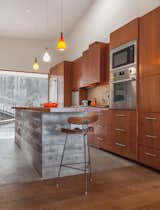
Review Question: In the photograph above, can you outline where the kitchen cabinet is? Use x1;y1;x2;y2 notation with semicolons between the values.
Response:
88;110;137;161
108;110;137;161
138;146;160;170
139;113;160;150
110;18;139;49
49;61;72;107
72;57;82;91
80;42;109;87
139;7;160;78
139;75;160;113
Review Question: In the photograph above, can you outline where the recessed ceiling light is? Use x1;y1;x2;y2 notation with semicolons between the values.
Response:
26;8;31;14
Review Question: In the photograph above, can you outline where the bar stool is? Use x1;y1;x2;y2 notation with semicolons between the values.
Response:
57;114;98;196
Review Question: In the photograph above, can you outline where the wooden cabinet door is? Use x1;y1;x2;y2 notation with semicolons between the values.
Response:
139;75;160;113
139;113;160;149
108;110;137;160
110;18;139;49
72;57;82;91
139;7;160;78
80;50;89;87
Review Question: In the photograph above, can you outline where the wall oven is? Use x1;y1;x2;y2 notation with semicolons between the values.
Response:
109;40;137;110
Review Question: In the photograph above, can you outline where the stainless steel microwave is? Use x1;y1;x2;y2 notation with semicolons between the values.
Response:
110;40;137;70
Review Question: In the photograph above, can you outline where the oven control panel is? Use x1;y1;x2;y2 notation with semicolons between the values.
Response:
110;66;136;83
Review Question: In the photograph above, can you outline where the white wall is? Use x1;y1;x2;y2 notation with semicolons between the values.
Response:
0;37;62;73
64;0;160;61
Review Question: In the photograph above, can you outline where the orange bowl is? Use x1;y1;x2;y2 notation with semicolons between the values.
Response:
43;102;58;108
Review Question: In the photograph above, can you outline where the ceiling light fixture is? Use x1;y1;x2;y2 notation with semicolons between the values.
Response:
57;0;67;51
43;0;51;62
33;57;39;71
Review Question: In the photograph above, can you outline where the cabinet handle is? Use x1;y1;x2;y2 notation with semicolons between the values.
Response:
145;134;157;139
115;142;127;147
144;152;157;158
97;137;104;142
115;114;127;117
97;124;104;128
145;117;157;121
115;128;126;132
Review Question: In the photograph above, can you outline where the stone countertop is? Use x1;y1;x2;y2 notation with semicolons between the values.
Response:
13;106;109;113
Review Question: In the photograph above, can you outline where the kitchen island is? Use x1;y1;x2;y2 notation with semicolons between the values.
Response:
15;107;106;179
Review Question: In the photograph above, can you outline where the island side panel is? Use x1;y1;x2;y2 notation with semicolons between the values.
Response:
42;112;88;178
15;110;42;176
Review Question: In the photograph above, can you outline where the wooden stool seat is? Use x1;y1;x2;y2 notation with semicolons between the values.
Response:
61;127;94;135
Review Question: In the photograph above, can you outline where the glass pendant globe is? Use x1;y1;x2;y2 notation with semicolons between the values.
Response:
33;57;39;71
43;48;51;62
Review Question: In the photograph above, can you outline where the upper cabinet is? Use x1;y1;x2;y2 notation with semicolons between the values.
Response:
139;7;160;78
72;57;82;91
80;42;109;88
110;18;139;49
49;61;72;107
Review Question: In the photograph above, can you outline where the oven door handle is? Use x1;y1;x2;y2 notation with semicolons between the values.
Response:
111;78;136;84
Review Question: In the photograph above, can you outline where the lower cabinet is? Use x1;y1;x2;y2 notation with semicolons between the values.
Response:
138;112;160;170
88;110;137;161
107;110;137;161
138;146;160;170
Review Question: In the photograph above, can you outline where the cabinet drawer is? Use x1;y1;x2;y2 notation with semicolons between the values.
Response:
138;146;160;170
140;113;159;134
112;129;129;147
139;113;160;149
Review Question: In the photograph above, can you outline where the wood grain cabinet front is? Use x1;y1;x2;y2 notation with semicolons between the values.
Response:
80;42;109;87
139;113;160;149
138;146;160;170
139;7;160;78
139;75;160;113
110;18;139;49
109;110;137;160
72;57;82;91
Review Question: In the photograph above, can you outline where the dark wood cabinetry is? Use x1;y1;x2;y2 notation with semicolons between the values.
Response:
89;110;137;161
139;7;160;78
138;7;160;170
80;42;109;87
49;61;72;107
72;57;82;91
110;18;139;49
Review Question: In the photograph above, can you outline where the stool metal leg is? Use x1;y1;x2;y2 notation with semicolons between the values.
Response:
56;133;68;188
87;140;92;182
83;133;88;196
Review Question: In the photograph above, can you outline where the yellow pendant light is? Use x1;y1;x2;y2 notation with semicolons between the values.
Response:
33;57;39;71
43;0;51;62
57;0;67;51
57;32;67;51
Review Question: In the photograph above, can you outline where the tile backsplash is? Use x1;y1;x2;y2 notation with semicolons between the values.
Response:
87;85;109;106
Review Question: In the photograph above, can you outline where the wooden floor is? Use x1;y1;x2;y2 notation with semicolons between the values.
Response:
0;165;160;210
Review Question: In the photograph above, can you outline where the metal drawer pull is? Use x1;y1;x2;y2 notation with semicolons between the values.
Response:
115;142;127;147
144;152;157;158
97;124;104;128
97;137;104;142
116;114;127;117
115;128;126;132
145;135;157;139
145;117;157;120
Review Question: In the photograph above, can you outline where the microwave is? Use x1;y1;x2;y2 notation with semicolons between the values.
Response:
110;40;137;70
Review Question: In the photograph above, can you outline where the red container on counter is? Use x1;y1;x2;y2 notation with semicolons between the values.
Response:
43;102;58;108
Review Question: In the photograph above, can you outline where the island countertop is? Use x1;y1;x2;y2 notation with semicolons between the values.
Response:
14;106;109;112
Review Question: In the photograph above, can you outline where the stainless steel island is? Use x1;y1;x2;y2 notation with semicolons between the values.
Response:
15;107;105;179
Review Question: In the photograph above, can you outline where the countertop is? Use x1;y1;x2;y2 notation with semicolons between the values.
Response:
13;106;109;113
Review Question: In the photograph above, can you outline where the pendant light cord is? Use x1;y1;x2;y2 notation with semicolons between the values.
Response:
61;0;63;33
46;0;49;40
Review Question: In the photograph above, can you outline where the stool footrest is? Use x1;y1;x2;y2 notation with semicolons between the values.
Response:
61;164;88;172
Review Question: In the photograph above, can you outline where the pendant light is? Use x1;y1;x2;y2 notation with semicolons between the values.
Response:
57;0;67;51
43;0;51;62
33;57;39;71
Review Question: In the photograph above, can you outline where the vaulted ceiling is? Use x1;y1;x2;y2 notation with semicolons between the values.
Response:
0;0;95;40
